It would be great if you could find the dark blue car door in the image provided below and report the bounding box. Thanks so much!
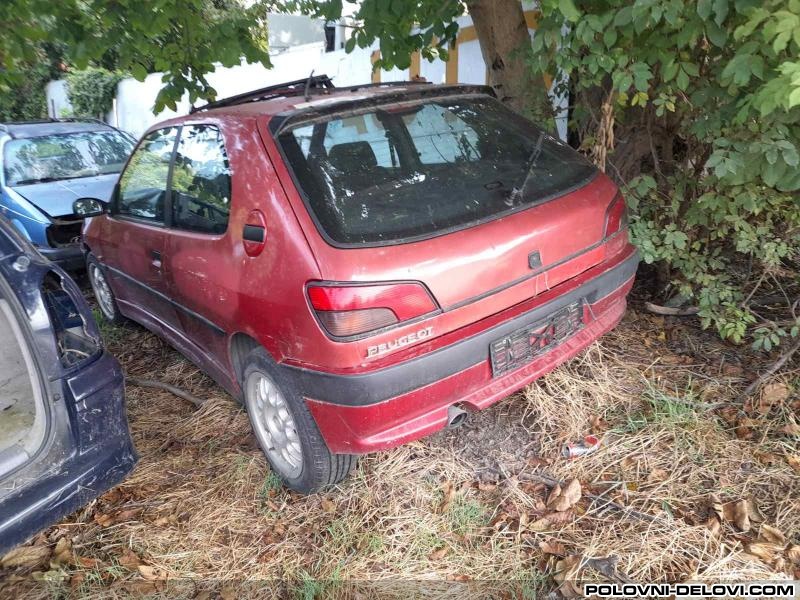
[0,218,137,555]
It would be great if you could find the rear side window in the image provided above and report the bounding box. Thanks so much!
[170,125,231,235]
[278,96,596,246]
[117,127,178,223]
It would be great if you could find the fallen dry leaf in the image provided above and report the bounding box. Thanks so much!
[722,363,744,377]
[1,544,51,569]
[754,451,780,466]
[760,382,791,412]
[93,512,115,527]
[77,556,103,569]
[427,546,449,561]
[786,454,800,473]
[745,543,783,564]
[100,488,123,504]
[780,422,800,436]
[119,548,142,570]
[221,587,236,600]
[320,498,336,513]
[70,573,86,590]
[546,509,576,525]
[439,481,455,514]
[715,498,761,532]
[589,414,607,433]
[747,498,766,524]
[138,565,167,580]
[646,468,669,483]
[546,479,582,512]
[528,517,551,532]
[539,539,567,556]
[734,419,757,440]
[706,516,722,538]
[51,538,73,566]
[554,555,583,599]
[112,508,142,523]
[123,581,165,595]
[730,500,751,532]
[758,524,786,545]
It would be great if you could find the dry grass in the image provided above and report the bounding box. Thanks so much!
[1,309,798,598]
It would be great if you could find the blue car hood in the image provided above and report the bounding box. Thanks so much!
[11,174,118,218]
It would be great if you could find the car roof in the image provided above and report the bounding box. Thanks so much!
[0,119,116,139]
[155,82,495,132]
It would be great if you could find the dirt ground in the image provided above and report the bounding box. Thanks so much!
[1,289,798,599]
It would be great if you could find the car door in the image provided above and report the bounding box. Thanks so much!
[0,219,136,555]
[99,127,181,334]
[162,123,237,384]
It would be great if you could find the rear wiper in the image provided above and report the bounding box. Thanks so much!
[507,131,546,205]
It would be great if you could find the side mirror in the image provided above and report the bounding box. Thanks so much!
[73,197,107,218]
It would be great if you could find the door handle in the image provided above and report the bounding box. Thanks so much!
[243,224,265,243]
[243,210,268,257]
[150,249,162,269]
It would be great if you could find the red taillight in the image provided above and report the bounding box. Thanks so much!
[307,282,438,338]
[604,193,629,238]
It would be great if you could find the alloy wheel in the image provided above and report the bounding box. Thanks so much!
[245,370,303,479]
[89,263,115,320]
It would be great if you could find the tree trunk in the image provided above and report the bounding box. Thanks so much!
[466,0,550,121]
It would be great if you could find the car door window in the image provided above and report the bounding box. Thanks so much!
[170,125,231,235]
[117,127,178,223]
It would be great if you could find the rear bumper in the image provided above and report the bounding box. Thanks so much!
[37,244,84,271]
[295,249,639,454]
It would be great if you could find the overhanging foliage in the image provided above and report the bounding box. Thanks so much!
[65,68,123,118]
[531,0,800,349]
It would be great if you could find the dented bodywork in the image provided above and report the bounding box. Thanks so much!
[0,215,136,555]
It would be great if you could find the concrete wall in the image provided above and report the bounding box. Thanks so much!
[46,7,567,140]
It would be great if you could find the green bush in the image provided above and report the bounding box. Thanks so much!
[530,0,800,349]
[0,64,51,122]
[65,67,123,118]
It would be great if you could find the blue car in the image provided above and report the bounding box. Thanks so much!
[0,119,135,271]
[0,214,137,555]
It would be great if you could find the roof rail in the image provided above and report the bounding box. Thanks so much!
[191,75,335,113]
[342,80,431,93]
[0,118,59,126]
[58,117,109,126]
[0,117,113,127]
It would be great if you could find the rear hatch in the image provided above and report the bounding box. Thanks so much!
[269,88,623,355]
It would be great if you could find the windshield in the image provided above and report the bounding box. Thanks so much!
[3,130,134,186]
[277,96,596,246]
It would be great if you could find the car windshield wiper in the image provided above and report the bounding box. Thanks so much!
[12,176,74,186]
[507,131,546,205]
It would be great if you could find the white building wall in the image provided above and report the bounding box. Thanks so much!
[420,58,446,85]
[45,80,70,119]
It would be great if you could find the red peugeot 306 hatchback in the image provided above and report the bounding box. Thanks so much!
[81,77,638,493]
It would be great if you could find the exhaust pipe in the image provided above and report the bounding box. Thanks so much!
[446,405,468,429]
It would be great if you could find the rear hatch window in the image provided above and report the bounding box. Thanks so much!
[277,95,596,246]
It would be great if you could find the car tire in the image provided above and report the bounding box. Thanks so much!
[86,253,125,325]
[242,347,357,494]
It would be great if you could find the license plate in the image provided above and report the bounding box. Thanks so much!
[490,302,583,377]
